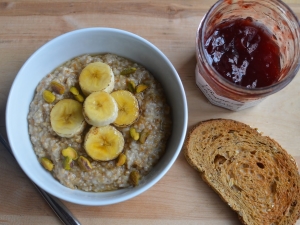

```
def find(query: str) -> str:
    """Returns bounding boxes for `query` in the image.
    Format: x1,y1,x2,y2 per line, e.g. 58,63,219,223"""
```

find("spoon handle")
0,134,81,225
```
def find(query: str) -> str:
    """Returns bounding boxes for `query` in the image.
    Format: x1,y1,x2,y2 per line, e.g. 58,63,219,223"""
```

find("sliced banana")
84,125,124,161
50,99,85,138
111,90,139,127
79,62,114,96
83,91,118,127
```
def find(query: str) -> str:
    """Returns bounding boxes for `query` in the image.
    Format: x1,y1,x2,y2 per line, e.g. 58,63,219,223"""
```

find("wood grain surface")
0,0,300,224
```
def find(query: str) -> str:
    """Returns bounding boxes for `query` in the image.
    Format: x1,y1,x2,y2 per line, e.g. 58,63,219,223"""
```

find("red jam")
205,17,281,88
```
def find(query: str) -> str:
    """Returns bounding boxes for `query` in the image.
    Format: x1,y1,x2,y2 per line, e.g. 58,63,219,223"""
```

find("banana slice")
111,90,139,127
79,62,115,96
84,125,124,161
83,91,118,127
50,99,85,138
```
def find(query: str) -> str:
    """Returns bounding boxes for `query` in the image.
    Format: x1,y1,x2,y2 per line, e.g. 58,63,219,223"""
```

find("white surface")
6,28,188,206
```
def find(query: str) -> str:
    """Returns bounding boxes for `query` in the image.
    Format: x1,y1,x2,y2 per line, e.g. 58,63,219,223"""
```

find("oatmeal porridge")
27,53,172,192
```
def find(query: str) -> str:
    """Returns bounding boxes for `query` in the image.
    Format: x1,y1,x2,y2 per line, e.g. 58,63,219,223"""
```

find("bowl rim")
6,27,188,205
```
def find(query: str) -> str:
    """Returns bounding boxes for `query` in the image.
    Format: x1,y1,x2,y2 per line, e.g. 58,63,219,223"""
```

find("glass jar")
195,0,300,111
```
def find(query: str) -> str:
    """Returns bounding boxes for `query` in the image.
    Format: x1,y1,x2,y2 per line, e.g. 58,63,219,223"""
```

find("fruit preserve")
195,0,300,111
205,17,281,88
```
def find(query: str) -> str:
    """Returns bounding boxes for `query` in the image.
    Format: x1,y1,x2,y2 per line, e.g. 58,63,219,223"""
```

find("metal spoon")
0,133,81,225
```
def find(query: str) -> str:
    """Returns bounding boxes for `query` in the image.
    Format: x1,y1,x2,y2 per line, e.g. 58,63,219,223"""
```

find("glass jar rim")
196,0,300,96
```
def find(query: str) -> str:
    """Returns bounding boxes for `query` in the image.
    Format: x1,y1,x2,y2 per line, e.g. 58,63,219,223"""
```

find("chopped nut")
130,127,139,141
70,86,79,96
63,157,74,170
136,84,148,93
78,156,92,172
139,129,150,144
130,170,140,186
74,94,84,103
41,157,54,171
116,153,126,166
61,147,78,160
127,80,136,93
120,67,137,76
43,90,55,103
229,178,234,187
51,81,65,95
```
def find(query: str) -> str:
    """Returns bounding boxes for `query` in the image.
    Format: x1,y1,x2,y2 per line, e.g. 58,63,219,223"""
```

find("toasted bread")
184,119,300,225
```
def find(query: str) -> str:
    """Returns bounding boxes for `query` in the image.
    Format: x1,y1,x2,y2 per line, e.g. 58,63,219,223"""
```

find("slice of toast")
184,119,300,225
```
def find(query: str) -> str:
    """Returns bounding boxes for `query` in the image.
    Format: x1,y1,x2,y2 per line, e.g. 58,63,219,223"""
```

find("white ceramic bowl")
6,28,188,206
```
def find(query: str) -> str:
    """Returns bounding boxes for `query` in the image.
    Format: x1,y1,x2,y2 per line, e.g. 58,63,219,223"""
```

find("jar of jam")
196,0,300,111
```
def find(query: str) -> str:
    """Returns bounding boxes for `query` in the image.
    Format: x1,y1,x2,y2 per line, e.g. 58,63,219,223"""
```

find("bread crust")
184,119,300,225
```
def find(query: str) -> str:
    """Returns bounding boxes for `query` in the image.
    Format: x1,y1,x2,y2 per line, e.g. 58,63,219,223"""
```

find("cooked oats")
27,54,172,192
